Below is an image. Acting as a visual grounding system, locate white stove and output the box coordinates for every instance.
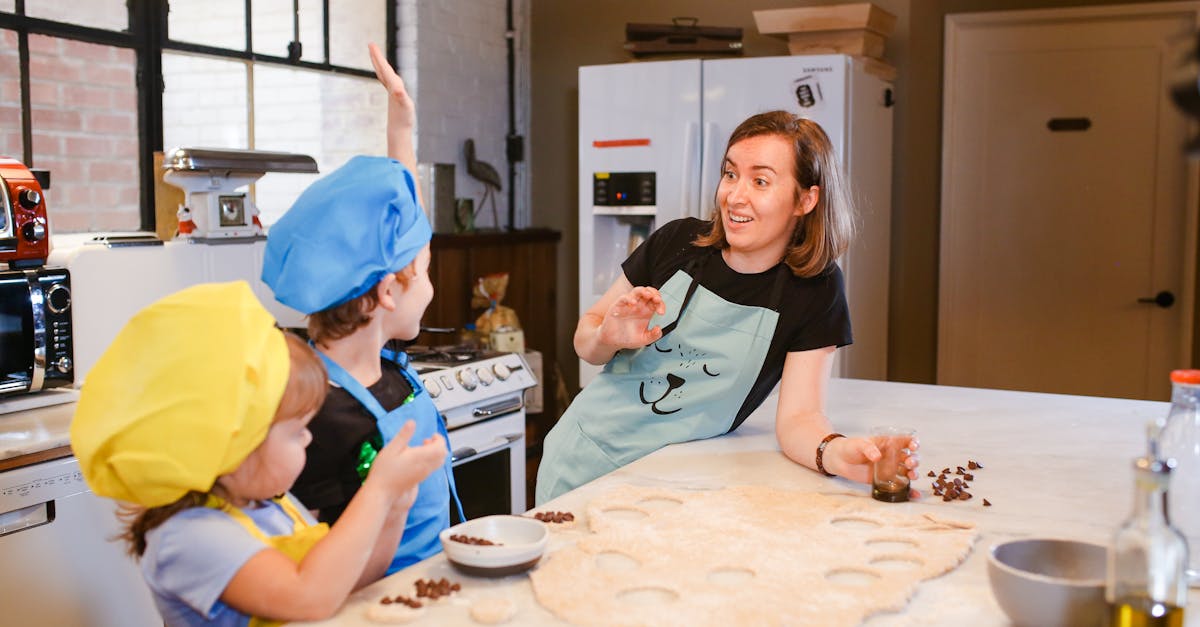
[409,349,536,518]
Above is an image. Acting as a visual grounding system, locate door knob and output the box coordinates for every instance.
[1137,291,1175,308]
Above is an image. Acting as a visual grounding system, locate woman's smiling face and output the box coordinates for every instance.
[716,134,816,266]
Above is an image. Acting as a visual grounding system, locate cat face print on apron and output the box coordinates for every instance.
[537,253,787,504]
[315,348,464,573]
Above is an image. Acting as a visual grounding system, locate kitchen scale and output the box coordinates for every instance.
[162,148,318,242]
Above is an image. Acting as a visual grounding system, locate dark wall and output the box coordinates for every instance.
[530,0,1181,393]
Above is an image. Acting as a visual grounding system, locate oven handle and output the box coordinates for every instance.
[471,397,524,419]
[451,433,523,464]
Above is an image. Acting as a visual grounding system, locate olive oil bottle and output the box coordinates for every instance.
[1106,425,1188,627]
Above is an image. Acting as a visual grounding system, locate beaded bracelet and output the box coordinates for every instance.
[815,432,846,477]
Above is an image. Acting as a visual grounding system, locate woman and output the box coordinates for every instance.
[536,110,919,503]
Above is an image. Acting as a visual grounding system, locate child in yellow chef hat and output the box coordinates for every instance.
[70,281,447,626]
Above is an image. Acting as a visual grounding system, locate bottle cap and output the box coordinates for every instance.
[1169,369,1200,384]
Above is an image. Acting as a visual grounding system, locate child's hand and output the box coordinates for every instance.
[368,42,414,131]
[365,420,447,499]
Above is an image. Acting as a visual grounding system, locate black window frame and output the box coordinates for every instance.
[0,0,396,231]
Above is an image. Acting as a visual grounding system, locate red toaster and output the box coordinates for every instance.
[0,157,50,269]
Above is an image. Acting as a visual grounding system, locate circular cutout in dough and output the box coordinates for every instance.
[869,555,924,571]
[470,597,517,624]
[706,566,756,585]
[616,586,679,605]
[598,507,647,522]
[829,516,882,530]
[634,497,683,512]
[824,567,882,586]
[594,550,640,572]
[365,602,426,624]
[865,537,919,552]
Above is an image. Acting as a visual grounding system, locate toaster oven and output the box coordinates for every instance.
[0,267,72,396]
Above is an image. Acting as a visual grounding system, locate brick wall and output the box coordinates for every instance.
[400,0,531,230]
[29,35,139,233]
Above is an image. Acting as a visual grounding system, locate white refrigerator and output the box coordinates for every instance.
[578,54,893,387]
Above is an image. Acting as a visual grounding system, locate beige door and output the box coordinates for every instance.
[939,5,1199,400]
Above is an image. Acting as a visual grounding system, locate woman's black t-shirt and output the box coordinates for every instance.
[620,217,852,431]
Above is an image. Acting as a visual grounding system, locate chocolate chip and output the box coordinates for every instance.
[968,460,980,470]
[927,471,936,477]
[381,597,393,605]
[943,493,953,502]
[941,467,950,475]
[957,492,970,501]
[450,534,499,546]
[983,498,992,506]
[953,478,963,487]
[964,473,974,481]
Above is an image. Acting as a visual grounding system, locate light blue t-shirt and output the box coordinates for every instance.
[141,495,314,627]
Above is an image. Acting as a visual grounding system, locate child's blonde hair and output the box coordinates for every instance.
[307,266,418,344]
[117,332,328,557]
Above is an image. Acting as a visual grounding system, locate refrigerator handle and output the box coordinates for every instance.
[698,121,721,219]
[680,121,700,220]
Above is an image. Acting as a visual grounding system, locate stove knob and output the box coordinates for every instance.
[492,363,511,381]
[422,377,441,398]
[17,187,41,210]
[457,368,478,391]
[475,367,494,385]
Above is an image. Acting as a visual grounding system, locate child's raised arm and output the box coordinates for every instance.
[368,43,418,174]
[219,420,447,621]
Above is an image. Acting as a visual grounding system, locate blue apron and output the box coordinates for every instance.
[315,347,464,574]
[536,253,788,504]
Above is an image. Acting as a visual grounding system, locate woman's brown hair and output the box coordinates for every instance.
[117,332,328,557]
[307,266,417,344]
[693,110,855,278]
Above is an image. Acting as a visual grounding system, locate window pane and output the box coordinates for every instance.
[253,66,385,226]
[168,0,246,51]
[0,30,21,160]
[252,0,324,63]
[329,2,386,71]
[162,53,249,151]
[29,35,138,233]
[0,2,14,14]
[25,0,127,31]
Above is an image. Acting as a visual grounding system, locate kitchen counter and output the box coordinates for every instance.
[0,391,78,470]
[295,378,1200,626]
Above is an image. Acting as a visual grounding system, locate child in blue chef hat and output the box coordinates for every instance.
[261,43,461,575]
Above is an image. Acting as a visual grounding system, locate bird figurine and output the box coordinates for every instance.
[464,138,502,229]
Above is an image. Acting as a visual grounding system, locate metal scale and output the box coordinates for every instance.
[162,147,318,241]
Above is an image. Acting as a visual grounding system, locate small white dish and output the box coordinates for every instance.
[439,515,549,577]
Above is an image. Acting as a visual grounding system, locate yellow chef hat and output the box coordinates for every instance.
[70,281,290,508]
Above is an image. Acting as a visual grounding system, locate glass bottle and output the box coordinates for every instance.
[1161,369,1200,586]
[1107,443,1189,627]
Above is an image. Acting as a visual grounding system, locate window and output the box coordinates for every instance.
[0,1,394,233]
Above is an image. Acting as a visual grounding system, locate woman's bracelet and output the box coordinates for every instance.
[815,433,846,477]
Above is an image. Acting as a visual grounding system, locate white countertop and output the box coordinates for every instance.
[0,390,79,463]
[295,378,1200,626]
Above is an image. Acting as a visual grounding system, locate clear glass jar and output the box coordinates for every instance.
[1161,369,1200,586]
[1107,454,1189,627]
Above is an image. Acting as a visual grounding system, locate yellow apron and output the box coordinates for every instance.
[206,495,330,627]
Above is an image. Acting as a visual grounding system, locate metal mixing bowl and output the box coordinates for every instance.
[987,538,1107,627]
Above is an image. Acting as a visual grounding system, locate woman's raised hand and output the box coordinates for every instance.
[597,286,667,350]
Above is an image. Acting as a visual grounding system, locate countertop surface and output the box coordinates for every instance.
[293,378,1200,626]
[0,390,78,465]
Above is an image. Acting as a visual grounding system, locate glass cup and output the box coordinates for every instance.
[871,426,915,503]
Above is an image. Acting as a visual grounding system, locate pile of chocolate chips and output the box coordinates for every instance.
[379,595,422,608]
[449,533,500,546]
[533,511,575,524]
[414,577,461,600]
[927,460,991,506]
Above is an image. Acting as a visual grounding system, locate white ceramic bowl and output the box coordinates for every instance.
[439,515,549,577]
[987,538,1107,627]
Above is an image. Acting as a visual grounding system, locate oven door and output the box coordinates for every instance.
[0,271,35,395]
[448,398,525,520]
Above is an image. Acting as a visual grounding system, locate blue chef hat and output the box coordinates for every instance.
[262,155,432,314]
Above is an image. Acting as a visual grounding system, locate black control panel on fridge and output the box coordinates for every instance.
[593,172,655,206]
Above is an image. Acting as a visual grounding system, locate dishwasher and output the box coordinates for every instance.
[0,455,161,626]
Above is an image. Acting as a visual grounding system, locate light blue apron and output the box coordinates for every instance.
[536,253,787,504]
[315,348,464,574]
